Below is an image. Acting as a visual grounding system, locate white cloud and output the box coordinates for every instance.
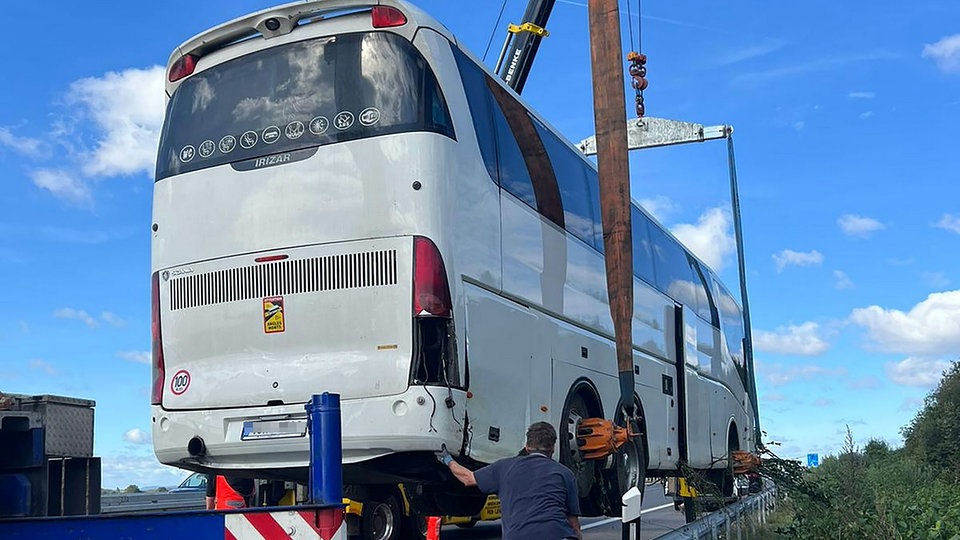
[0,127,43,157]
[921,271,949,288]
[935,214,960,234]
[122,428,151,445]
[837,214,885,237]
[100,454,187,491]
[834,270,854,290]
[885,357,951,388]
[101,312,126,328]
[922,34,960,74]
[29,359,60,376]
[29,169,92,206]
[793,121,805,132]
[759,363,846,387]
[54,307,97,328]
[754,322,829,356]
[848,91,875,99]
[670,207,735,271]
[845,376,880,390]
[813,398,834,407]
[637,196,676,222]
[66,66,166,178]
[859,111,874,120]
[898,398,923,412]
[772,249,823,272]
[762,392,785,402]
[118,351,151,365]
[849,290,960,357]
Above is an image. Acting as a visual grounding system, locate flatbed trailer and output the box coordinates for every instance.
[0,393,347,540]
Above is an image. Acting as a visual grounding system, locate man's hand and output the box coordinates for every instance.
[435,444,454,466]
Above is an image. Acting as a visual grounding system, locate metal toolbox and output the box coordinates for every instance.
[15,395,95,458]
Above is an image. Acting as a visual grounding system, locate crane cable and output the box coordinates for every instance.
[626,0,647,119]
[483,0,511,63]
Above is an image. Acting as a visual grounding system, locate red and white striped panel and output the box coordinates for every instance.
[225,508,345,540]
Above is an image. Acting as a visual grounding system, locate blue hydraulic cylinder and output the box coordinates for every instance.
[305,393,342,505]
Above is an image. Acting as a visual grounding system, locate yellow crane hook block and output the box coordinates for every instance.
[575,418,637,460]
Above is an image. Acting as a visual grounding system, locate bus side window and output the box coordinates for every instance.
[453,50,498,184]
[486,79,564,229]
[533,115,602,250]
[648,225,698,308]
[631,206,656,284]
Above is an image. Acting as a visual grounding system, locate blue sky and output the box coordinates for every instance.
[1,0,958,488]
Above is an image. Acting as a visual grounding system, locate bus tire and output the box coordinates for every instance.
[559,385,604,516]
[601,397,647,516]
[345,486,402,540]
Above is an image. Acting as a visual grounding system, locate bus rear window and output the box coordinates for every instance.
[156,31,454,180]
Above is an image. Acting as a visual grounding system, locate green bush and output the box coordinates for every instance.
[761,363,960,538]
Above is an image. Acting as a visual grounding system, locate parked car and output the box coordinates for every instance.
[170,472,208,492]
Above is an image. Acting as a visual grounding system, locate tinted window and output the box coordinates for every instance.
[487,87,535,207]
[157,32,454,180]
[487,81,564,228]
[533,116,602,248]
[690,259,718,325]
[631,206,655,284]
[715,280,745,367]
[453,50,498,183]
[649,224,697,305]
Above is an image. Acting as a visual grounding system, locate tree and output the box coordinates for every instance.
[901,360,960,481]
[123,484,142,493]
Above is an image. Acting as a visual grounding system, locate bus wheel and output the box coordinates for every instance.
[560,392,600,510]
[346,486,402,540]
[602,399,646,514]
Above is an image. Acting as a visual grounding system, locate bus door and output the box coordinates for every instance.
[677,305,712,468]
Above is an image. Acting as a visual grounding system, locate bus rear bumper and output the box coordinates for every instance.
[152,386,466,472]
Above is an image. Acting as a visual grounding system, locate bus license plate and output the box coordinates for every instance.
[241,419,307,441]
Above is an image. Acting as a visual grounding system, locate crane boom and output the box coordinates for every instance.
[494,0,556,93]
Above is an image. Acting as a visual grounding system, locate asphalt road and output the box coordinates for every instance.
[439,484,687,540]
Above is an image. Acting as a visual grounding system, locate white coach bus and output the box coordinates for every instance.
[151,0,756,521]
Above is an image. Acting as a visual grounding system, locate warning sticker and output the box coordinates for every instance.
[263,296,285,334]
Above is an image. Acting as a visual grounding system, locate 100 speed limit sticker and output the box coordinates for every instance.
[170,370,191,395]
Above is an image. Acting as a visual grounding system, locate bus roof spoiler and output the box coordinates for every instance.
[166,0,454,92]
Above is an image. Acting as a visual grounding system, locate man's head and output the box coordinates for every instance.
[525,421,557,455]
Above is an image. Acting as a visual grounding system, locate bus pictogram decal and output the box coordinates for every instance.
[263,296,285,334]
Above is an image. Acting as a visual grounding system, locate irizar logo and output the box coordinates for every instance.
[254,153,292,168]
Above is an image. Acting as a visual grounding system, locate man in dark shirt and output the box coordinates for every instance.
[437,422,582,540]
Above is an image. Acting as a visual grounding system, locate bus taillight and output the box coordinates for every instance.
[151,272,166,405]
[371,6,407,28]
[168,54,198,83]
[413,236,451,318]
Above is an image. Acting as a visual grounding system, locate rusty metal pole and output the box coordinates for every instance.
[588,0,634,417]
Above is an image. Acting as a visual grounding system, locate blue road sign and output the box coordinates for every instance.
[807,453,819,467]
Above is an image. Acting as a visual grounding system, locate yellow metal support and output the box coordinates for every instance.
[507,22,549,37]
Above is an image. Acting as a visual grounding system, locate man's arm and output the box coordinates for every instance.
[436,445,477,487]
[448,460,477,487]
[567,515,582,540]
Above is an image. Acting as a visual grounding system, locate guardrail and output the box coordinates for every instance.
[655,485,778,540]
[99,491,205,514]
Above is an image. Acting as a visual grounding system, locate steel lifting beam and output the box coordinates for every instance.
[578,116,732,155]
[495,0,556,93]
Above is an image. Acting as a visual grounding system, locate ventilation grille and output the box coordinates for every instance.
[169,250,398,311]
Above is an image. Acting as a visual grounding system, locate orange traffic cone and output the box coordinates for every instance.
[426,516,441,540]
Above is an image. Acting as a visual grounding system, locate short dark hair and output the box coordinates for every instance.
[525,422,557,451]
